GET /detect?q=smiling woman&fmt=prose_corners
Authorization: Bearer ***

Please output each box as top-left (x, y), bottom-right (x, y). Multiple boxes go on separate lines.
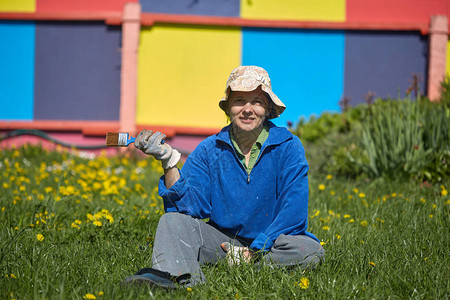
top-left (125, 65), bottom-right (324, 289)
top-left (227, 87), bottom-right (270, 155)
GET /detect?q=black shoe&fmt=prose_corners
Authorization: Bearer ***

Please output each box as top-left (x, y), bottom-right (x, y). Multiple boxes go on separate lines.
top-left (123, 268), bottom-right (190, 289)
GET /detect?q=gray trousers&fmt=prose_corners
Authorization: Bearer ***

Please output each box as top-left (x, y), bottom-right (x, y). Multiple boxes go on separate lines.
top-left (151, 212), bottom-right (324, 285)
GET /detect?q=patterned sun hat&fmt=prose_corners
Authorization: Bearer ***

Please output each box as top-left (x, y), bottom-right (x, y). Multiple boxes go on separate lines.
top-left (219, 66), bottom-right (286, 119)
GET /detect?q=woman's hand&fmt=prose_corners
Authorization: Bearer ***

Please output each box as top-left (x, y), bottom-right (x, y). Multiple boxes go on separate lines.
top-left (134, 130), bottom-right (181, 170)
top-left (221, 242), bottom-right (254, 265)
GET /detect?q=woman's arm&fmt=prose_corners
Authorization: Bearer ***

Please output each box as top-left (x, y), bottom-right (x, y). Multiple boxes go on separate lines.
top-left (163, 166), bottom-right (180, 189)
top-left (158, 141), bottom-right (212, 220)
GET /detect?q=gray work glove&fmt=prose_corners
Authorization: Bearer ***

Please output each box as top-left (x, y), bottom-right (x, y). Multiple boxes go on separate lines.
top-left (134, 130), bottom-right (181, 169)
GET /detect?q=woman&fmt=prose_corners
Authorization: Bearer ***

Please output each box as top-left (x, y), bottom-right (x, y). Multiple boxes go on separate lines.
top-left (125, 66), bottom-right (324, 288)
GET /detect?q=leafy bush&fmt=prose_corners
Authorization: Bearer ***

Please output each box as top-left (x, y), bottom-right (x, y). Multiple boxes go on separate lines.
top-left (348, 96), bottom-right (449, 182)
top-left (326, 144), bottom-right (369, 178)
top-left (293, 103), bottom-right (374, 143)
top-left (294, 113), bottom-right (346, 143)
top-left (295, 86), bottom-right (449, 183)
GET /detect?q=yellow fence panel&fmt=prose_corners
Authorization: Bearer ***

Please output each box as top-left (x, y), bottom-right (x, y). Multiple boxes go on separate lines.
top-left (137, 24), bottom-right (241, 129)
top-left (0, 0), bottom-right (35, 12)
top-left (241, 0), bottom-right (346, 22)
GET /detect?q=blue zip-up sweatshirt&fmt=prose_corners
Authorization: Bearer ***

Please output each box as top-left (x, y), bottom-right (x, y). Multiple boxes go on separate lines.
top-left (159, 121), bottom-right (319, 252)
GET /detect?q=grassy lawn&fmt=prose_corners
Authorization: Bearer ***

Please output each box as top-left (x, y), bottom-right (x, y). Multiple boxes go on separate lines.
top-left (0, 145), bottom-right (448, 299)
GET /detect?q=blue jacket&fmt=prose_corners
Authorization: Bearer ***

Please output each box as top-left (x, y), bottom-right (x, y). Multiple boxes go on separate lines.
top-left (159, 121), bottom-right (319, 251)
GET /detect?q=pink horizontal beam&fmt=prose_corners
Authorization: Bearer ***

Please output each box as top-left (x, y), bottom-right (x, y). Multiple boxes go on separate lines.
top-left (0, 11), bottom-right (431, 34)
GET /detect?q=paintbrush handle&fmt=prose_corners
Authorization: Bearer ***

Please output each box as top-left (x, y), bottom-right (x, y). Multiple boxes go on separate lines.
top-left (126, 136), bottom-right (135, 146)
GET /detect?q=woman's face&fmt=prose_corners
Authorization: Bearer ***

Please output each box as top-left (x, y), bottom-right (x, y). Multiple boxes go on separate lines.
top-left (228, 86), bottom-right (270, 134)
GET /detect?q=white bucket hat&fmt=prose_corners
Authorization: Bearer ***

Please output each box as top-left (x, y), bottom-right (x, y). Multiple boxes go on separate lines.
top-left (219, 66), bottom-right (286, 119)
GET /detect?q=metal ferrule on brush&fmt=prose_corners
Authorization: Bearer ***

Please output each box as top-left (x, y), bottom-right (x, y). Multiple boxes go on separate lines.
top-left (118, 133), bottom-right (129, 146)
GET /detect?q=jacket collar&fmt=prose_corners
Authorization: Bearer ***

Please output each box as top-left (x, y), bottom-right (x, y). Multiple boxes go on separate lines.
top-left (216, 121), bottom-right (292, 147)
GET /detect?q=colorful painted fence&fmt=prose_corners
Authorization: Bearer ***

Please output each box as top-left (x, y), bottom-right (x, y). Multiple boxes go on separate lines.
top-left (0, 0), bottom-right (449, 152)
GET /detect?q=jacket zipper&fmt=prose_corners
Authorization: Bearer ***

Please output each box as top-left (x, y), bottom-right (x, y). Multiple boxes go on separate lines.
top-left (247, 145), bottom-right (270, 184)
top-left (220, 140), bottom-right (271, 184)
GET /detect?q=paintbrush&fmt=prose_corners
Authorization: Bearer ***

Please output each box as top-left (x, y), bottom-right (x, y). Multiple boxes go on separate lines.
top-left (105, 132), bottom-right (135, 147)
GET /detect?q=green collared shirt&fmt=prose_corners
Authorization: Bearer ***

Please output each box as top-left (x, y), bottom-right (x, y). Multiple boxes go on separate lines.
top-left (230, 125), bottom-right (269, 174)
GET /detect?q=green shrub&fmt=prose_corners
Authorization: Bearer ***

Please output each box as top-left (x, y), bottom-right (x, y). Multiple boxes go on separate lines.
top-left (348, 96), bottom-right (449, 182)
top-left (326, 144), bottom-right (369, 178)
top-left (293, 103), bottom-right (373, 143)
top-left (294, 113), bottom-right (345, 143)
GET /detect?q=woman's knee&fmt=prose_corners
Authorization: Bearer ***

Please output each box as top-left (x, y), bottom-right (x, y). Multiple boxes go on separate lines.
top-left (157, 212), bottom-right (198, 233)
top-left (268, 234), bottom-right (325, 268)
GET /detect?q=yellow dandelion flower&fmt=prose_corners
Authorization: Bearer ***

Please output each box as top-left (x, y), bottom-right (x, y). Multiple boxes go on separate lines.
top-left (391, 193), bottom-right (397, 197)
top-left (93, 220), bottom-right (102, 227)
top-left (335, 234), bottom-right (341, 239)
top-left (441, 189), bottom-right (448, 196)
top-left (348, 195), bottom-right (353, 200)
top-left (186, 287), bottom-right (192, 292)
top-left (432, 204), bottom-right (436, 209)
top-left (360, 220), bottom-right (368, 227)
top-left (71, 222), bottom-right (79, 228)
top-left (429, 214), bottom-right (433, 218)
top-left (326, 174), bottom-right (333, 180)
top-left (320, 241), bottom-right (326, 246)
top-left (369, 261), bottom-right (375, 267)
top-left (10, 273), bottom-right (16, 278)
top-left (318, 184), bottom-right (326, 191)
top-left (358, 193), bottom-right (366, 198)
top-left (36, 234), bottom-right (44, 242)
top-left (420, 197), bottom-right (426, 203)
top-left (298, 277), bottom-right (309, 289)
top-left (134, 183), bottom-right (145, 193)
top-left (75, 219), bottom-right (82, 225)
top-left (1, 207), bottom-right (5, 212)
top-left (330, 190), bottom-right (336, 196)
top-left (322, 225), bottom-right (330, 231)
top-left (87, 213), bottom-right (94, 221)
top-left (83, 294), bottom-right (96, 300)
top-left (349, 218), bottom-right (355, 223)
top-left (353, 188), bottom-right (359, 193)
top-left (96, 291), bottom-right (104, 296)
top-left (3, 182), bottom-right (9, 189)
top-left (343, 214), bottom-right (350, 219)
top-left (93, 182), bottom-right (102, 191)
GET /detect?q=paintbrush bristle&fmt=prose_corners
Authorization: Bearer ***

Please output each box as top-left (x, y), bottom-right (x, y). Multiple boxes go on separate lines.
top-left (105, 132), bottom-right (119, 146)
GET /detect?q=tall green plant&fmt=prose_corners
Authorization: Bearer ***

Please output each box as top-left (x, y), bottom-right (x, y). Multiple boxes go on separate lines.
top-left (348, 96), bottom-right (449, 181)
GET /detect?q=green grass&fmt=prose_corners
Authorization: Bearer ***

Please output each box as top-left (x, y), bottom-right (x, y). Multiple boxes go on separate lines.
top-left (0, 145), bottom-right (448, 299)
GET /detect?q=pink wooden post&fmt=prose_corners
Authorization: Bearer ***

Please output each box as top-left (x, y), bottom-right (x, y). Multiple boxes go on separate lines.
top-left (120, 2), bottom-right (141, 135)
top-left (427, 15), bottom-right (448, 102)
